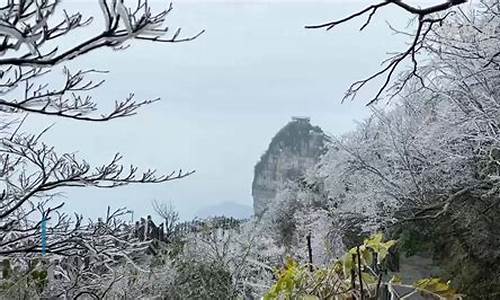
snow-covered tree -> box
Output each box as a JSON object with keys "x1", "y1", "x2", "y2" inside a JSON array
[
  {"x1": 0, "y1": 0, "x2": 200, "y2": 297},
  {"x1": 300, "y1": 1, "x2": 500, "y2": 295}
]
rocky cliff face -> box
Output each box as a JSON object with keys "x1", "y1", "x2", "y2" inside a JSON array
[{"x1": 252, "y1": 117, "x2": 328, "y2": 216}]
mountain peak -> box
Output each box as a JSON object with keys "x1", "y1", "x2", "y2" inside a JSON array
[{"x1": 252, "y1": 118, "x2": 328, "y2": 216}]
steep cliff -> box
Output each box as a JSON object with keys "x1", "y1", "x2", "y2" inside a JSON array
[{"x1": 252, "y1": 117, "x2": 328, "y2": 216}]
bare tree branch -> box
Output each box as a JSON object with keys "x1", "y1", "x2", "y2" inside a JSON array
[
  {"x1": 306, "y1": 0, "x2": 467, "y2": 104},
  {"x1": 0, "y1": 2, "x2": 199, "y2": 284}
]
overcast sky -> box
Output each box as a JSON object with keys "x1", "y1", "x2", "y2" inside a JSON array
[{"x1": 24, "y1": 0, "x2": 421, "y2": 220}]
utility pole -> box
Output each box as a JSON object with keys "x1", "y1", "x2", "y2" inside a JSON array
[
  {"x1": 41, "y1": 217, "x2": 47, "y2": 256},
  {"x1": 306, "y1": 232, "x2": 313, "y2": 272},
  {"x1": 126, "y1": 210, "x2": 134, "y2": 223}
]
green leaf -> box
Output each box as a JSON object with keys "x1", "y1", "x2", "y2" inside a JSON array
[
  {"x1": 342, "y1": 252, "x2": 354, "y2": 277},
  {"x1": 364, "y1": 233, "x2": 397, "y2": 262},
  {"x1": 264, "y1": 258, "x2": 302, "y2": 299},
  {"x1": 361, "y1": 272, "x2": 377, "y2": 284},
  {"x1": 360, "y1": 247, "x2": 373, "y2": 266},
  {"x1": 414, "y1": 277, "x2": 457, "y2": 299},
  {"x1": 364, "y1": 232, "x2": 383, "y2": 246}
]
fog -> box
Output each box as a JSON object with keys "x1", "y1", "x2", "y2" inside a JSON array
[{"x1": 25, "y1": 0, "x2": 410, "y2": 220}]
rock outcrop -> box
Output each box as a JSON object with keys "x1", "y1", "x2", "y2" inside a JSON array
[{"x1": 252, "y1": 117, "x2": 328, "y2": 216}]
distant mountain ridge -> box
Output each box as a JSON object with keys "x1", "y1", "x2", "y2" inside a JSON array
[{"x1": 195, "y1": 201, "x2": 252, "y2": 219}]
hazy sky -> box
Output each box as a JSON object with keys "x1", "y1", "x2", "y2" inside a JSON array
[{"x1": 26, "y1": 0, "x2": 416, "y2": 220}]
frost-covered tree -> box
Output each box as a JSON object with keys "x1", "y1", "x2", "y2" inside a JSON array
[
  {"x1": 257, "y1": 180, "x2": 336, "y2": 264},
  {"x1": 0, "y1": 0, "x2": 201, "y2": 297},
  {"x1": 300, "y1": 0, "x2": 500, "y2": 296},
  {"x1": 152, "y1": 200, "x2": 179, "y2": 241},
  {"x1": 174, "y1": 218, "x2": 278, "y2": 298}
]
